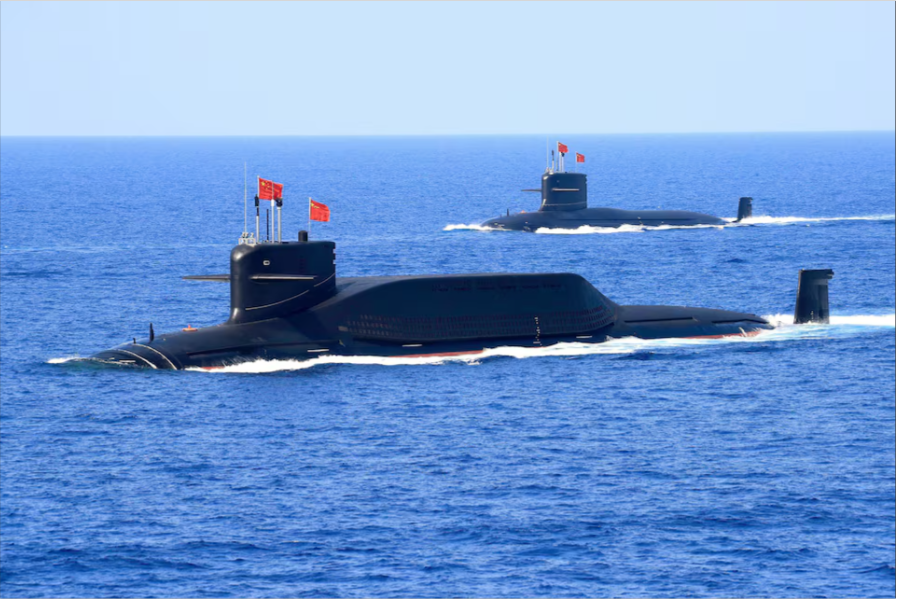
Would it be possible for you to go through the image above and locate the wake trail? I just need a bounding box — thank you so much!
[444,214,895,235]
[443,224,508,232]
[733,214,895,225]
[47,357,80,364]
[536,223,719,235]
[183,313,894,374]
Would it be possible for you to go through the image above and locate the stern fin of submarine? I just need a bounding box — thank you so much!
[736,197,753,222]
[794,269,834,324]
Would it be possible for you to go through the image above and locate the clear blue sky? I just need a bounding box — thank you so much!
[1,1,894,136]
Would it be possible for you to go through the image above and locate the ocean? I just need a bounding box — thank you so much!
[1,133,894,597]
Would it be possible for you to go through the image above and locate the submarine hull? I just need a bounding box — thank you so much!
[90,274,772,370]
[483,207,728,232]
[91,320,771,370]
[84,238,825,372]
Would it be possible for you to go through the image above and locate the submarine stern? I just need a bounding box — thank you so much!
[609,305,772,340]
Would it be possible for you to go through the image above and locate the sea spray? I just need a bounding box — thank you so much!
[445,214,895,235]
[181,314,895,374]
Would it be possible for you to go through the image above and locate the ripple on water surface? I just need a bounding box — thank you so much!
[2,134,895,598]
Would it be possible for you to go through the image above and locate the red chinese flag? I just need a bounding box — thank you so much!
[557,141,568,154]
[576,153,585,163]
[259,178,284,200]
[259,177,273,200]
[259,177,278,200]
[310,199,330,222]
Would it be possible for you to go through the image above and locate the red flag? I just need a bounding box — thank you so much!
[557,141,568,154]
[310,199,330,222]
[576,153,585,163]
[258,177,283,200]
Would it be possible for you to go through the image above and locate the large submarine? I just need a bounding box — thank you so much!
[481,149,753,232]
[90,231,833,370]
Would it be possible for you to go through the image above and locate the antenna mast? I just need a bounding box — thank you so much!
[238,163,255,244]
[255,177,261,243]
[276,199,282,242]
[243,163,247,234]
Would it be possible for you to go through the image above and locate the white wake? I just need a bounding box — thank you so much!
[446,214,895,235]
[735,214,895,226]
[47,356,81,364]
[536,223,725,235]
[442,223,507,232]
[185,313,894,374]
[763,313,896,328]
[48,314,893,372]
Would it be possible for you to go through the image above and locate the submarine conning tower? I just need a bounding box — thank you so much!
[539,172,587,212]
[228,232,336,324]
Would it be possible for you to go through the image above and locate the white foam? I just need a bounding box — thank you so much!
[184,314,894,374]
[50,314,892,373]
[763,313,896,328]
[47,356,80,364]
[535,215,895,234]
[188,336,731,374]
[734,214,895,226]
[535,224,646,235]
[830,314,896,327]
[443,224,506,232]
[535,223,726,235]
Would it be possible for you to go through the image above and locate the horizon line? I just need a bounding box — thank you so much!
[1,129,895,139]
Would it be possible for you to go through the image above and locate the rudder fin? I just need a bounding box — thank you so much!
[794,269,834,324]
[736,197,753,222]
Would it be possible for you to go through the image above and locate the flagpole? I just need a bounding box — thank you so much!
[243,163,247,237]
[277,199,282,242]
[308,197,312,239]
[255,177,261,243]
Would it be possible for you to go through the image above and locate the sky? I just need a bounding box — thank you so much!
[1,1,894,136]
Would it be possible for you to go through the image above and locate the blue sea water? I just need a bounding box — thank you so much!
[1,133,894,598]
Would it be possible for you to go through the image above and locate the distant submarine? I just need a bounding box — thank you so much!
[481,151,753,232]
[90,233,833,371]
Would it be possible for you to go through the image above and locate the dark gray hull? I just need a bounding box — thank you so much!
[91,285,771,370]
[88,239,786,371]
[478,169,751,231]
[483,207,728,232]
